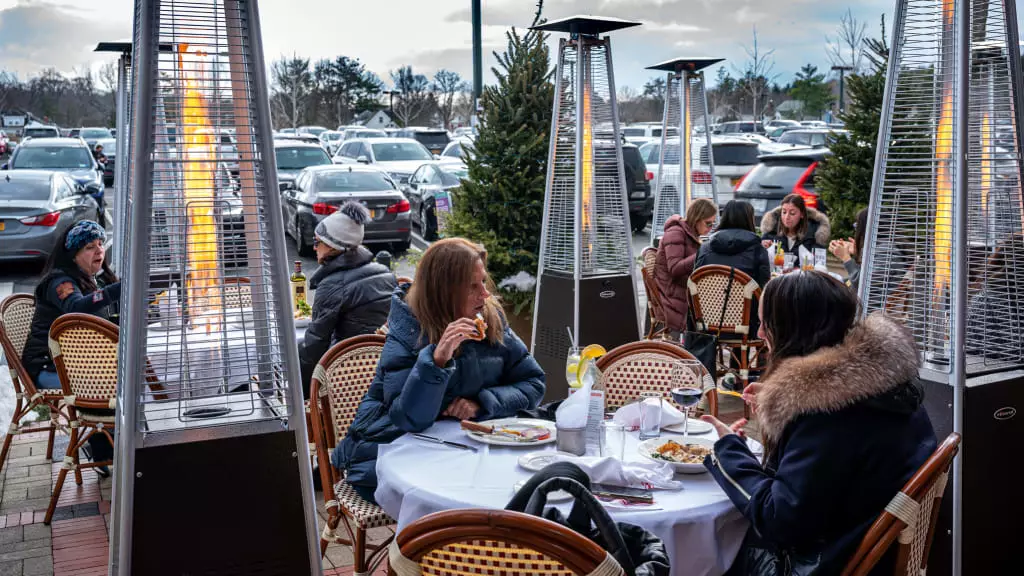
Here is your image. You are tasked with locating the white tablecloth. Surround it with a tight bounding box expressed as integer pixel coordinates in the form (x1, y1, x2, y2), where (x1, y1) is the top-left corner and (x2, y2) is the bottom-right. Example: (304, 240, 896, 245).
(375, 420, 749, 576)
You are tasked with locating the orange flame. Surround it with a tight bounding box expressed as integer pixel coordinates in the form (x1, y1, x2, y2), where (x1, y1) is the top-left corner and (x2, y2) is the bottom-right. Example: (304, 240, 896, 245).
(981, 112, 991, 217)
(933, 0, 955, 304)
(178, 43, 222, 332)
(581, 80, 593, 259)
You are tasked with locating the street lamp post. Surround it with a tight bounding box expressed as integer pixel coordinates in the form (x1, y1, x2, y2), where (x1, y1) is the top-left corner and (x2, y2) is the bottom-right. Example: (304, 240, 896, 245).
(382, 89, 399, 119)
(831, 65, 854, 115)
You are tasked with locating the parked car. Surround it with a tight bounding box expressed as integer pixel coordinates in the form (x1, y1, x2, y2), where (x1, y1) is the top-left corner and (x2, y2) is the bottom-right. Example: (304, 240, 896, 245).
(452, 126, 477, 139)
(333, 137, 435, 185)
(95, 137, 117, 186)
(613, 141, 654, 233)
(763, 119, 800, 131)
(0, 170, 100, 261)
(280, 164, 411, 254)
(279, 128, 297, 135)
(274, 140, 333, 188)
(773, 128, 848, 149)
(341, 128, 387, 142)
(297, 125, 329, 137)
(393, 127, 450, 156)
(318, 130, 345, 154)
(640, 137, 760, 207)
(799, 120, 828, 129)
(75, 127, 114, 149)
(2, 138, 105, 220)
(620, 123, 664, 146)
(733, 148, 830, 218)
(440, 137, 474, 162)
(403, 161, 468, 240)
(23, 123, 61, 139)
(766, 125, 803, 140)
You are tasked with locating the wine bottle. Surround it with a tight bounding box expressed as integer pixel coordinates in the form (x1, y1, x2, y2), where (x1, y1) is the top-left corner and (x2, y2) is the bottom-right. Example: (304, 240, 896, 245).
(291, 261, 307, 314)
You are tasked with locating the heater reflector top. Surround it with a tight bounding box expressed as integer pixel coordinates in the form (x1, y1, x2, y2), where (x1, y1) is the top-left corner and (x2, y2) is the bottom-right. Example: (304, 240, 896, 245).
(646, 57, 725, 72)
(532, 15, 641, 35)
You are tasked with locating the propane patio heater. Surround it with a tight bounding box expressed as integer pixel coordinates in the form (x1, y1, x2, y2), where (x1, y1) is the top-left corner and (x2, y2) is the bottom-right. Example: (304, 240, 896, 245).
(93, 42, 133, 271)
(647, 57, 723, 245)
(859, 0, 1024, 573)
(530, 15, 642, 399)
(110, 1, 320, 574)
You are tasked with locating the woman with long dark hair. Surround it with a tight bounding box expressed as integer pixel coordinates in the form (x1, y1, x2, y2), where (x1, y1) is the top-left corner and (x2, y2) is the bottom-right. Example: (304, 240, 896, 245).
(335, 238, 545, 503)
(701, 271, 936, 575)
(760, 194, 831, 256)
(22, 220, 119, 473)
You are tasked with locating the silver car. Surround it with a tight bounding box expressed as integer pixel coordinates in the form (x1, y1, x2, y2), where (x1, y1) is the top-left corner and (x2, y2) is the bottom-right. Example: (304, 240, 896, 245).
(280, 164, 412, 254)
(0, 170, 99, 261)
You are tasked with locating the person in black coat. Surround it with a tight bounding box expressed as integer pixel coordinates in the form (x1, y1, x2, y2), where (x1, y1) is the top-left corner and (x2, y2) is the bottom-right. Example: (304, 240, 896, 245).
(695, 200, 770, 335)
(759, 194, 831, 257)
(298, 201, 397, 397)
(701, 271, 936, 575)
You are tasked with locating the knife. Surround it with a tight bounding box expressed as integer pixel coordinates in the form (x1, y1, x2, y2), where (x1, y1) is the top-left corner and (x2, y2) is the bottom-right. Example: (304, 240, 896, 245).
(412, 433, 478, 452)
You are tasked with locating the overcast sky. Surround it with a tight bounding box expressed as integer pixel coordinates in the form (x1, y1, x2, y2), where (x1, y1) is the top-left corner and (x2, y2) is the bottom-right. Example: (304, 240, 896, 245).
(1, 0, 1022, 92)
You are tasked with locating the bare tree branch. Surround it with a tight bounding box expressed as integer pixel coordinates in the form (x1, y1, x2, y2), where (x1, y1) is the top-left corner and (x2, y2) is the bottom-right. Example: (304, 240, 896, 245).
(826, 8, 867, 72)
(731, 25, 779, 120)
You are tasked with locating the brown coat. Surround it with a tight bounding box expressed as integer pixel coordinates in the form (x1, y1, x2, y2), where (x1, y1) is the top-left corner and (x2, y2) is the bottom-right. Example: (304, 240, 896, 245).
(655, 216, 701, 332)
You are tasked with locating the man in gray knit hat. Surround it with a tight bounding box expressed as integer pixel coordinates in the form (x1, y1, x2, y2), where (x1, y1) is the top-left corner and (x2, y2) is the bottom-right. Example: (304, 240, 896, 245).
(299, 201, 397, 397)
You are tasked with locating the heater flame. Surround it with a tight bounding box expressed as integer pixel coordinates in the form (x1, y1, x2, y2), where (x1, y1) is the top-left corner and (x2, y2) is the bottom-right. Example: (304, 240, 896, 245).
(981, 112, 992, 218)
(581, 80, 594, 260)
(178, 43, 223, 333)
(933, 0, 956, 308)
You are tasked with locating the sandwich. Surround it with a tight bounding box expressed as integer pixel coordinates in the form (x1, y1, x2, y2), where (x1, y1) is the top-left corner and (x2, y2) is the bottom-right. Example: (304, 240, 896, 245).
(469, 312, 488, 341)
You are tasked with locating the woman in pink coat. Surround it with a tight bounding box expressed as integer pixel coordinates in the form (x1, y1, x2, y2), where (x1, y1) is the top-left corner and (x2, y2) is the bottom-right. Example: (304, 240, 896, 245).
(655, 198, 718, 334)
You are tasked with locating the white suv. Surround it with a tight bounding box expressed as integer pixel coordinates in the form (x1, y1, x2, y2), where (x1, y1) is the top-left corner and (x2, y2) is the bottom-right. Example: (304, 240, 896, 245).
(333, 137, 435, 185)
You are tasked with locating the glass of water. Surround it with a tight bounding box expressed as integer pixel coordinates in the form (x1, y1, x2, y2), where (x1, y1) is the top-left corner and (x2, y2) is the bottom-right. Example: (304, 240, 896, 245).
(638, 391, 663, 440)
(600, 421, 625, 459)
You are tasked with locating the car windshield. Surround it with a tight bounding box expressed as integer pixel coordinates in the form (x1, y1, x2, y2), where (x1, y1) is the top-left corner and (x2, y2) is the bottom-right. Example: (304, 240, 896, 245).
(701, 143, 760, 165)
(81, 129, 111, 139)
(24, 128, 58, 139)
(325, 133, 342, 141)
(315, 171, 394, 192)
(622, 128, 646, 137)
(411, 132, 449, 148)
(439, 165, 468, 184)
(778, 132, 814, 145)
(372, 142, 432, 162)
(14, 146, 93, 169)
(301, 127, 327, 136)
(275, 147, 331, 170)
(356, 131, 386, 139)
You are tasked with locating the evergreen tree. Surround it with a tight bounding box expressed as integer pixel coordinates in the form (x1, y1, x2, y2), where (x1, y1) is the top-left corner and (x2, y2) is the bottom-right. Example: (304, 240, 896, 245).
(789, 64, 834, 120)
(817, 16, 889, 238)
(446, 26, 554, 316)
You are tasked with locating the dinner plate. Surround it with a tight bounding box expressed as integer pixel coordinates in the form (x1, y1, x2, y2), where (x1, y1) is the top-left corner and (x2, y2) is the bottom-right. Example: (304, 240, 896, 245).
(513, 479, 573, 502)
(637, 436, 715, 474)
(463, 418, 557, 447)
(517, 451, 580, 472)
(662, 418, 713, 435)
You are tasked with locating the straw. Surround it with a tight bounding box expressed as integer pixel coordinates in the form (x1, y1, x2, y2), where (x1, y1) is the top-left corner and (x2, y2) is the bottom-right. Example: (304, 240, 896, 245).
(566, 326, 576, 349)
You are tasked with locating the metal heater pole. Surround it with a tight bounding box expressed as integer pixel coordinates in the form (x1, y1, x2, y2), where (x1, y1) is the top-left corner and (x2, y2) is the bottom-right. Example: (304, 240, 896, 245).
(699, 71, 720, 206)
(573, 34, 584, 350)
(112, 52, 129, 273)
(679, 71, 690, 216)
(650, 71, 673, 247)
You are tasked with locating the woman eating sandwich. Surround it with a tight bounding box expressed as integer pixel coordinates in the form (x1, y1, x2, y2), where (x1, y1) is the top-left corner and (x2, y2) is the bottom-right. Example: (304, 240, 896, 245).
(334, 238, 546, 504)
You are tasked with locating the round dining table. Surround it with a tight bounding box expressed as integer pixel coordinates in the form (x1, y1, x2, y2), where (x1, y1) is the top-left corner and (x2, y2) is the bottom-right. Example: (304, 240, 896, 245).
(374, 420, 750, 576)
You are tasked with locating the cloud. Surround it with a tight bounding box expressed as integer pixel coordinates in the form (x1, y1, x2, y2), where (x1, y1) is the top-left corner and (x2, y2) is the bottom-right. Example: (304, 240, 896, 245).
(0, 1, 127, 78)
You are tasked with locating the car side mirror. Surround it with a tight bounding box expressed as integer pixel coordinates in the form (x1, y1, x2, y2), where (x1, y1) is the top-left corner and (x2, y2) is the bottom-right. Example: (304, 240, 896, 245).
(0, 163, 7, 170)
(279, 182, 293, 193)
(82, 182, 104, 196)
(356, 155, 370, 164)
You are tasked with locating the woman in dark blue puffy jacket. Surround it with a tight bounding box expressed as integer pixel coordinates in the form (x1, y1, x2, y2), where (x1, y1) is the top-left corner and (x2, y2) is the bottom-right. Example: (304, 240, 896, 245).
(702, 271, 936, 575)
(334, 238, 546, 504)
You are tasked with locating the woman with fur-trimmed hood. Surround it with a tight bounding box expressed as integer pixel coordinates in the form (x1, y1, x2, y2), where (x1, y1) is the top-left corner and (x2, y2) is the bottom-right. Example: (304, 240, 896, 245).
(701, 271, 936, 575)
(759, 194, 831, 256)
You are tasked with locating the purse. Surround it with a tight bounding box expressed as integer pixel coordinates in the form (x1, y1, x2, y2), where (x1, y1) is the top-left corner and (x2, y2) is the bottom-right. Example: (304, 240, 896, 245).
(682, 267, 736, 378)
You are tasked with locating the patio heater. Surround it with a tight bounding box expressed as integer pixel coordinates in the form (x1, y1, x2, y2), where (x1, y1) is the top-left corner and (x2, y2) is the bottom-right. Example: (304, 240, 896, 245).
(647, 57, 723, 245)
(530, 15, 642, 400)
(110, 1, 320, 574)
(859, 0, 1024, 573)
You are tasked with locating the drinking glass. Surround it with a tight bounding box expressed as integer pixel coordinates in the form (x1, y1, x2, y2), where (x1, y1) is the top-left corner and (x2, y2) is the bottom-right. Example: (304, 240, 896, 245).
(638, 391, 663, 440)
(600, 421, 625, 459)
(669, 359, 708, 436)
(565, 346, 582, 389)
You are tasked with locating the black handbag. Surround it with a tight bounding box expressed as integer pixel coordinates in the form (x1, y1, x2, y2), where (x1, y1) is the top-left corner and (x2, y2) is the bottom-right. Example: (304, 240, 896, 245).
(682, 266, 736, 377)
(507, 464, 670, 576)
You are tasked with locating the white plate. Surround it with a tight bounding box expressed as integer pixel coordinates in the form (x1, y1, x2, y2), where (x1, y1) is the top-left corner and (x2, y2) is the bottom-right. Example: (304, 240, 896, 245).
(513, 479, 573, 502)
(638, 437, 715, 474)
(662, 418, 713, 435)
(464, 418, 557, 447)
(517, 451, 580, 472)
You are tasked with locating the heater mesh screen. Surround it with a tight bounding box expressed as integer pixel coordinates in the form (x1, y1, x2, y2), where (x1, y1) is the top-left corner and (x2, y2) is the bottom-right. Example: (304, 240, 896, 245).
(128, 0, 293, 433)
(651, 74, 683, 240)
(687, 74, 717, 204)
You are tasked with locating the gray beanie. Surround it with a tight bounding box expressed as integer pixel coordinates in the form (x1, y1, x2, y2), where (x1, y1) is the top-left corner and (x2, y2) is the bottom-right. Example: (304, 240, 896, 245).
(314, 201, 370, 250)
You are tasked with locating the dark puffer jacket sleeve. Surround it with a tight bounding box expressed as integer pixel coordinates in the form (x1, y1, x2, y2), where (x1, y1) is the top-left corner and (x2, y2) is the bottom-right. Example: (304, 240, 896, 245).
(47, 276, 121, 315)
(475, 326, 545, 420)
(384, 343, 455, 433)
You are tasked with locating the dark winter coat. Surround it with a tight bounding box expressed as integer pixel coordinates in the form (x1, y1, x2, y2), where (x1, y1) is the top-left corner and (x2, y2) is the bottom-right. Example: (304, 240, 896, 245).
(655, 216, 702, 332)
(760, 207, 831, 256)
(22, 270, 121, 383)
(299, 246, 396, 397)
(695, 228, 771, 336)
(705, 313, 936, 575)
(334, 284, 546, 498)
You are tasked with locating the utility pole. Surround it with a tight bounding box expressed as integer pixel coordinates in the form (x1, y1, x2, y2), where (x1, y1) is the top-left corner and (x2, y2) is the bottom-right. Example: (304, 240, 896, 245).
(831, 65, 854, 114)
(471, 0, 482, 126)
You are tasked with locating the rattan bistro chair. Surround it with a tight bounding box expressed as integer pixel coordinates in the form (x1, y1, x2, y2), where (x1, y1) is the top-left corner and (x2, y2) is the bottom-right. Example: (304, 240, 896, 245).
(640, 247, 668, 340)
(43, 313, 121, 524)
(596, 340, 718, 418)
(0, 294, 68, 469)
(309, 334, 395, 568)
(688, 265, 766, 391)
(841, 433, 961, 576)
(391, 509, 625, 576)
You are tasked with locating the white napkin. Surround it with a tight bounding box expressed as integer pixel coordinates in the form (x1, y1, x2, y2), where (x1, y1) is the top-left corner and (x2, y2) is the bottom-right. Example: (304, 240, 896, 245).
(612, 401, 687, 429)
(574, 455, 682, 490)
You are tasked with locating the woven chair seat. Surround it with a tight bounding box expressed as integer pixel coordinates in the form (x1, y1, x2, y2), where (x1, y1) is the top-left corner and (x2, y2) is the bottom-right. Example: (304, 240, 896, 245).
(76, 409, 117, 424)
(333, 480, 394, 529)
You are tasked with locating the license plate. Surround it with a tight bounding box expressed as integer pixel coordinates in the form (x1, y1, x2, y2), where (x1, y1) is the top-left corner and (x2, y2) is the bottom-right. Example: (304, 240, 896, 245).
(730, 177, 742, 188)
(369, 209, 378, 219)
(0, 221, 5, 231)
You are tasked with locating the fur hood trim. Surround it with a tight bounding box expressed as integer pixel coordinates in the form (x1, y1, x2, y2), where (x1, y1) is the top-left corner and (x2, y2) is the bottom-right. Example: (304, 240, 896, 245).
(760, 206, 831, 247)
(756, 313, 919, 445)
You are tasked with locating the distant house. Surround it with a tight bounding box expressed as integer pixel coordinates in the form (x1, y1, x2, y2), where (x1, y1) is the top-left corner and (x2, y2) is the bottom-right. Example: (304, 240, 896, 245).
(354, 110, 396, 129)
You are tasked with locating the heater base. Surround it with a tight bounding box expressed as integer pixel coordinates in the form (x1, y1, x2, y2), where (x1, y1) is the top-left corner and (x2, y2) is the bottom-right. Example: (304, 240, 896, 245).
(922, 369, 1024, 575)
(130, 431, 312, 575)
(533, 272, 640, 401)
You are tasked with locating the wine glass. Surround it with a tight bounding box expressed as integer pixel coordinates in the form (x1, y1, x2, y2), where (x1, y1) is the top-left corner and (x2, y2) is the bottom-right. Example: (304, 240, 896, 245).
(668, 359, 708, 436)
(565, 346, 582, 389)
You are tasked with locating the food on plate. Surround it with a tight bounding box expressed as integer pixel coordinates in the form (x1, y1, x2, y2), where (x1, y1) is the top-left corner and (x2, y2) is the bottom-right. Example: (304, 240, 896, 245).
(461, 420, 552, 442)
(469, 313, 488, 341)
(651, 440, 711, 464)
(294, 298, 312, 319)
